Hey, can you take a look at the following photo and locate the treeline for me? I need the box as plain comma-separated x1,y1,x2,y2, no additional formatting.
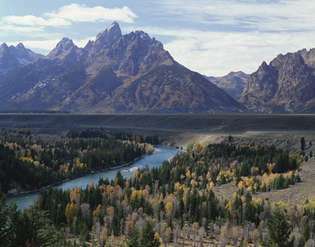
0,130,153,194
67,129,162,145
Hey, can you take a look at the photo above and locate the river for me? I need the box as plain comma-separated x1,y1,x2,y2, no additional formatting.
6,146,178,210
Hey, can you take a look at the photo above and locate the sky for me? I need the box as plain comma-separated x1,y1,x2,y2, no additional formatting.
1,0,315,76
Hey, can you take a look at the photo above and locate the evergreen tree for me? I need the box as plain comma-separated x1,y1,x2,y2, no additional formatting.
267,208,292,247
115,171,124,188
127,228,140,247
301,137,306,152
141,222,160,247
0,198,14,247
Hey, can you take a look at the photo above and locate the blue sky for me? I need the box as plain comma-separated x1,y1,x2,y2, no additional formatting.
1,0,315,76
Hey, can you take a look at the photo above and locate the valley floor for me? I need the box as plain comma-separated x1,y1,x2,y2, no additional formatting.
257,159,315,204
213,159,315,205
4,115,315,246
211,132,315,205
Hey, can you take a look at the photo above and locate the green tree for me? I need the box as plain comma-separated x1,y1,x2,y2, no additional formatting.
127,228,140,247
301,137,306,152
141,222,160,247
0,198,14,247
267,208,292,247
115,171,124,188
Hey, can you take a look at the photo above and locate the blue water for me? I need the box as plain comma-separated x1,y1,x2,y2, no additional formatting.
6,146,178,210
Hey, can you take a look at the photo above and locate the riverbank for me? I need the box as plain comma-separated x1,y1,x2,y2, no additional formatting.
6,146,178,210
6,150,152,199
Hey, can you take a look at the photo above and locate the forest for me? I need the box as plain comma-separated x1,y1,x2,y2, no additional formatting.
0,129,154,194
2,139,312,246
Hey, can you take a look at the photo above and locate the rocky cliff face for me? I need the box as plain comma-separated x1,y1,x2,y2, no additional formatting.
241,49,315,112
0,22,243,113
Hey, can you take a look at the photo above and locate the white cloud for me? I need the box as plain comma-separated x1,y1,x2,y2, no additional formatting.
167,31,315,76
0,24,44,33
135,0,315,76
47,4,137,24
0,4,137,33
138,26,315,76
4,0,315,76
2,15,71,27
158,0,315,32
203,0,315,32
9,24,315,76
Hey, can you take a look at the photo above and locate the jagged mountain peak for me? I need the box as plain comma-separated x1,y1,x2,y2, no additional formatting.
298,48,315,68
55,38,75,50
48,37,79,60
16,43,25,49
259,61,269,69
83,23,175,78
241,48,315,113
0,42,42,74
0,24,243,113
84,40,93,50
0,42,40,57
255,61,277,79
109,21,121,32
95,22,122,47
0,43,8,49
125,31,163,48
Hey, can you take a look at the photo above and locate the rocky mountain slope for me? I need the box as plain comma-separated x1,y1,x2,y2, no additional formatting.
0,43,42,75
207,71,249,100
241,49,315,112
0,22,243,113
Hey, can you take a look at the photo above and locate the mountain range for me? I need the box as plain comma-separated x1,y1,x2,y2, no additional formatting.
0,43,42,75
208,48,315,113
240,48,315,113
0,22,242,113
2,22,315,113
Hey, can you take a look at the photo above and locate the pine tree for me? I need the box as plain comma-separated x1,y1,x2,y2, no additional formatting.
267,208,292,247
115,171,124,188
301,137,306,152
140,222,160,247
0,198,14,247
127,228,140,247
